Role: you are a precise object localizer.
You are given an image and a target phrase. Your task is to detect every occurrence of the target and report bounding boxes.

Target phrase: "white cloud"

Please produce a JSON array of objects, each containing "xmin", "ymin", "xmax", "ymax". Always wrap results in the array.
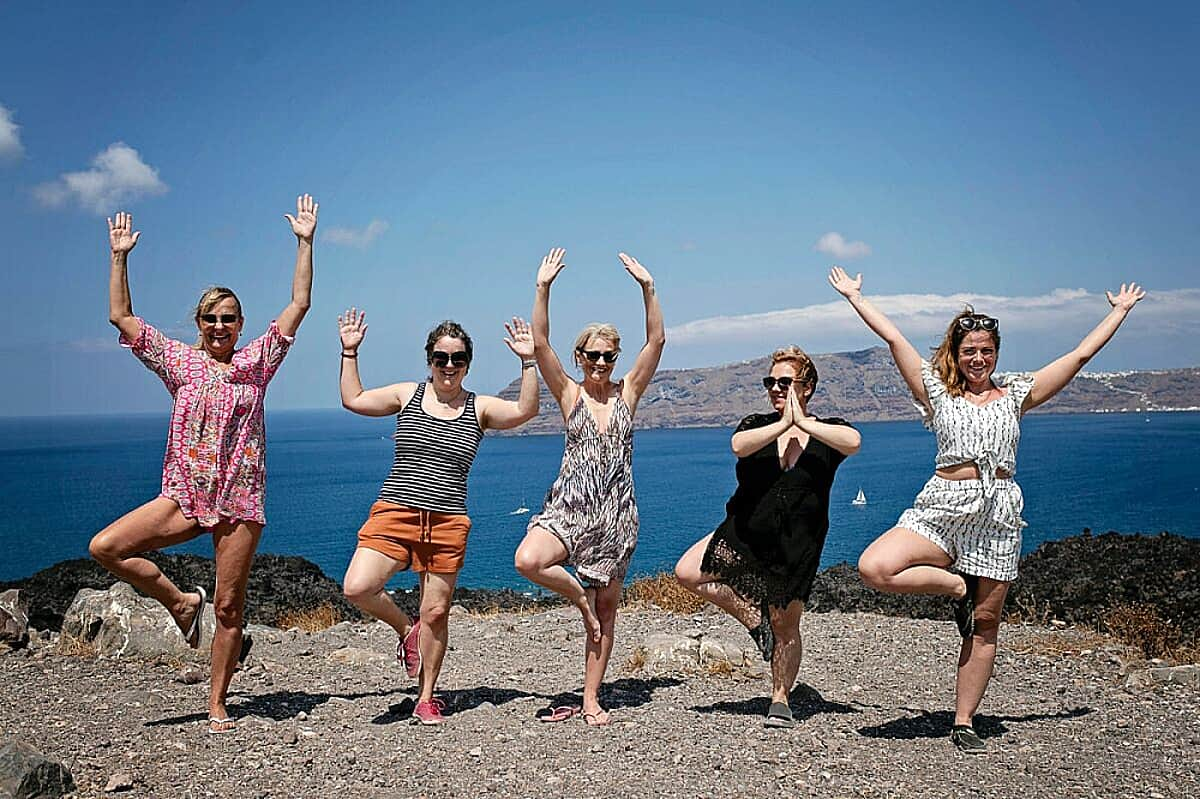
[
  {"xmin": 0, "ymin": 104, "xmax": 23, "ymax": 161},
  {"xmin": 814, "ymin": 232, "xmax": 871, "ymax": 260},
  {"xmin": 323, "ymin": 219, "xmax": 389, "ymax": 248},
  {"xmin": 667, "ymin": 287, "xmax": 1199, "ymax": 346},
  {"xmin": 34, "ymin": 142, "xmax": 167, "ymax": 214}
]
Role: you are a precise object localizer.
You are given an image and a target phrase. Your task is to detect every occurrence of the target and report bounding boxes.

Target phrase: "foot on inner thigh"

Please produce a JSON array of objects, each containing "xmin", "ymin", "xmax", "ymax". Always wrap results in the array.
[{"xmin": 173, "ymin": 590, "xmax": 203, "ymax": 635}]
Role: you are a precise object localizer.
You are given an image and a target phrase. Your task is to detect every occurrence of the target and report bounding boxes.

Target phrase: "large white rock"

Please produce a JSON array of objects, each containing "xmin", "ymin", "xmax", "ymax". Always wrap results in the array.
[
  {"xmin": 698, "ymin": 632, "xmax": 755, "ymax": 667},
  {"xmin": 61, "ymin": 583, "xmax": 214, "ymax": 659},
  {"xmin": 638, "ymin": 633, "xmax": 700, "ymax": 671}
]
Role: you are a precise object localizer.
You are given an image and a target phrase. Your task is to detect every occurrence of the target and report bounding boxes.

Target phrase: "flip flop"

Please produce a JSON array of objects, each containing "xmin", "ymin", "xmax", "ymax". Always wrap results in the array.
[
  {"xmin": 582, "ymin": 710, "xmax": 611, "ymax": 727},
  {"xmin": 207, "ymin": 717, "xmax": 236, "ymax": 735},
  {"xmin": 183, "ymin": 587, "xmax": 206, "ymax": 649},
  {"xmin": 537, "ymin": 705, "xmax": 581, "ymax": 723}
]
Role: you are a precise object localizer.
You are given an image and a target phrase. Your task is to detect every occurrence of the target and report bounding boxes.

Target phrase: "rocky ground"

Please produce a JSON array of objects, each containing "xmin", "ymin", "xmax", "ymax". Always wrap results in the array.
[{"xmin": 3, "ymin": 603, "xmax": 1198, "ymax": 799}]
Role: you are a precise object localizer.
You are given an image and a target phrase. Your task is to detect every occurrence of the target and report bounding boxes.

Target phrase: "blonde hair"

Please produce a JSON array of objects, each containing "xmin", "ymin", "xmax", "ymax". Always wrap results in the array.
[
  {"xmin": 192, "ymin": 286, "xmax": 242, "ymax": 348},
  {"xmin": 930, "ymin": 305, "xmax": 1002, "ymax": 398},
  {"xmin": 573, "ymin": 323, "xmax": 621, "ymax": 371},
  {"xmin": 770, "ymin": 345, "xmax": 818, "ymax": 400}
]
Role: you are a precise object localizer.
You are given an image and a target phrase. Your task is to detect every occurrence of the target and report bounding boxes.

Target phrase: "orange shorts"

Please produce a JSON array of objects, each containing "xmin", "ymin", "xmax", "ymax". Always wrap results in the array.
[{"xmin": 355, "ymin": 501, "xmax": 472, "ymax": 574}]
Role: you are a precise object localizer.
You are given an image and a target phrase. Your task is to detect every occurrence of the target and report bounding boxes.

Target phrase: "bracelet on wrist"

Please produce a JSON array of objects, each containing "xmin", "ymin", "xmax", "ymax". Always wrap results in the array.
[
  {"xmin": 341, "ymin": 352, "xmax": 358, "ymax": 359},
  {"xmin": 521, "ymin": 359, "xmax": 537, "ymax": 369}
]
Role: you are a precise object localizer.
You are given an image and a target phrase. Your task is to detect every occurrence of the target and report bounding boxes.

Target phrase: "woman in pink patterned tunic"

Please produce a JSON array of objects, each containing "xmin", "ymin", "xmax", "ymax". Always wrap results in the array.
[{"xmin": 89, "ymin": 196, "xmax": 318, "ymax": 735}]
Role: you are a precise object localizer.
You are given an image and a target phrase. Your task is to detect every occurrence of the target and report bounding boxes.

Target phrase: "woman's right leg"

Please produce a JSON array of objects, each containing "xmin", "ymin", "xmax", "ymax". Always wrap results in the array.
[
  {"xmin": 88, "ymin": 496, "xmax": 206, "ymax": 635},
  {"xmin": 673, "ymin": 534, "xmax": 759, "ymax": 629},
  {"xmin": 514, "ymin": 526, "xmax": 600, "ymax": 641},
  {"xmin": 342, "ymin": 547, "xmax": 413, "ymax": 637},
  {"xmin": 857, "ymin": 527, "xmax": 966, "ymax": 598}
]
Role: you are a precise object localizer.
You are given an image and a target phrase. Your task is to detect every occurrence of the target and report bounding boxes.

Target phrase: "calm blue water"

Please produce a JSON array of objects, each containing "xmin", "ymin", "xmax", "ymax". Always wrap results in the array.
[{"xmin": 1, "ymin": 411, "xmax": 1196, "ymax": 587}]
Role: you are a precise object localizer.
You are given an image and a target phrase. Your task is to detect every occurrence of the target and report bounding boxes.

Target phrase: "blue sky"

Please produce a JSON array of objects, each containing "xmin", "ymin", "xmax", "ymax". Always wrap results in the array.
[{"xmin": 2, "ymin": 2, "xmax": 1197, "ymax": 416}]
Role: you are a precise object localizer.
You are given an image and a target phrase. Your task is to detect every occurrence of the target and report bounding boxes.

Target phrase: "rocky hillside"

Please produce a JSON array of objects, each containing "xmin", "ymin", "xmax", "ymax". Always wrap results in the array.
[{"xmin": 497, "ymin": 347, "xmax": 1200, "ymax": 434}]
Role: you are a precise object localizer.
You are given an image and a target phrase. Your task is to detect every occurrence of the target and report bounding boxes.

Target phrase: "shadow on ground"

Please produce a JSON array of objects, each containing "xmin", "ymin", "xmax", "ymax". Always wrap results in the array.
[
  {"xmin": 146, "ymin": 688, "xmax": 407, "ymax": 727},
  {"xmin": 857, "ymin": 706, "xmax": 1094, "ymax": 740},
  {"xmin": 689, "ymin": 683, "xmax": 858, "ymax": 721}
]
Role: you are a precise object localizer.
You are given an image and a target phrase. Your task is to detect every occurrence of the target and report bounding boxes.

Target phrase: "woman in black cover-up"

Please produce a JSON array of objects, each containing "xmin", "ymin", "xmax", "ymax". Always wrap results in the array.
[{"xmin": 675, "ymin": 346, "xmax": 860, "ymax": 728}]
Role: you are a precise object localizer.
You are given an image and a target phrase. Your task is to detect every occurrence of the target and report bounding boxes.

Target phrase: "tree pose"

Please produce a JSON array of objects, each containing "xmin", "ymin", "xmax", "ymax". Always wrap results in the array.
[
  {"xmin": 675, "ymin": 347, "xmax": 860, "ymax": 728},
  {"xmin": 339, "ymin": 312, "xmax": 539, "ymax": 725},
  {"xmin": 829, "ymin": 265, "xmax": 1144, "ymax": 753},
  {"xmin": 90, "ymin": 196, "xmax": 318, "ymax": 734},
  {"xmin": 514, "ymin": 247, "xmax": 666, "ymax": 726}
]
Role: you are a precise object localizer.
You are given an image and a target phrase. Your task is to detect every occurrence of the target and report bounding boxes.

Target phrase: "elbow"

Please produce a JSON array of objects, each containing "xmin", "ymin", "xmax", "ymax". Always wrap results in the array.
[{"xmin": 842, "ymin": 439, "xmax": 862, "ymax": 457}]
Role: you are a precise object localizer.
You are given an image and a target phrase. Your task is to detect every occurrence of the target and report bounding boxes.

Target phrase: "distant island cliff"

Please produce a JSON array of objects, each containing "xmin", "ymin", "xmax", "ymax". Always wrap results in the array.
[{"xmin": 497, "ymin": 347, "xmax": 1200, "ymax": 434}]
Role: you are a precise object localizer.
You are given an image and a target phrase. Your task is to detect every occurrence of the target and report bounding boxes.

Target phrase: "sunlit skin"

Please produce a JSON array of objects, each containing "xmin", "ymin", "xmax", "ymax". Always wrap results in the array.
[
  {"xmin": 196, "ymin": 297, "xmax": 244, "ymax": 363},
  {"xmin": 957, "ymin": 330, "xmax": 1000, "ymax": 401},
  {"xmin": 429, "ymin": 335, "xmax": 470, "ymax": 402},
  {"xmin": 577, "ymin": 336, "xmax": 619, "ymax": 401}
]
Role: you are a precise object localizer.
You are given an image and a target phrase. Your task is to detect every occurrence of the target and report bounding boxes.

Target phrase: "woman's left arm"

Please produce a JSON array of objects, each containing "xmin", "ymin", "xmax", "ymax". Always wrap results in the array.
[
  {"xmin": 477, "ymin": 317, "xmax": 541, "ymax": 431},
  {"xmin": 619, "ymin": 252, "xmax": 666, "ymax": 410},
  {"xmin": 792, "ymin": 392, "xmax": 860, "ymax": 456},
  {"xmin": 276, "ymin": 194, "xmax": 318, "ymax": 338},
  {"xmin": 1024, "ymin": 283, "xmax": 1145, "ymax": 412}
]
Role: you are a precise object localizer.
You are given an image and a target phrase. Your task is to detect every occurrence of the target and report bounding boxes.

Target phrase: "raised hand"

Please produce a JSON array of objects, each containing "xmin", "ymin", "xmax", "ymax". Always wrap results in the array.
[
  {"xmin": 828, "ymin": 266, "xmax": 862, "ymax": 299},
  {"xmin": 788, "ymin": 386, "xmax": 809, "ymax": 422},
  {"xmin": 537, "ymin": 247, "xmax": 567, "ymax": 287},
  {"xmin": 1105, "ymin": 282, "xmax": 1145, "ymax": 311},
  {"xmin": 284, "ymin": 194, "xmax": 319, "ymax": 242},
  {"xmin": 618, "ymin": 252, "xmax": 654, "ymax": 287},
  {"xmin": 338, "ymin": 308, "xmax": 367, "ymax": 352},
  {"xmin": 503, "ymin": 316, "xmax": 534, "ymax": 359},
  {"xmin": 107, "ymin": 212, "xmax": 140, "ymax": 255}
]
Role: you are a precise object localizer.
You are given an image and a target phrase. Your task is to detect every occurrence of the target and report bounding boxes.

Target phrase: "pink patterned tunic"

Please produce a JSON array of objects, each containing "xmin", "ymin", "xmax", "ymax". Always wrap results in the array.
[{"xmin": 121, "ymin": 318, "xmax": 293, "ymax": 528}]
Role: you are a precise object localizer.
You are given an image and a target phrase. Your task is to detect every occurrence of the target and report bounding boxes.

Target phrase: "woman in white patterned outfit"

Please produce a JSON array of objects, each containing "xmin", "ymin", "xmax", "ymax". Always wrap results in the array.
[
  {"xmin": 829, "ymin": 266, "xmax": 1144, "ymax": 754},
  {"xmin": 514, "ymin": 247, "xmax": 665, "ymax": 726}
]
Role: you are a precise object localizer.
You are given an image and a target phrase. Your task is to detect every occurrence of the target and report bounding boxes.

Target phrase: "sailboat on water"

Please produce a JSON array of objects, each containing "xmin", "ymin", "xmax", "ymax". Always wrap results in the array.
[{"xmin": 851, "ymin": 487, "xmax": 867, "ymax": 506}]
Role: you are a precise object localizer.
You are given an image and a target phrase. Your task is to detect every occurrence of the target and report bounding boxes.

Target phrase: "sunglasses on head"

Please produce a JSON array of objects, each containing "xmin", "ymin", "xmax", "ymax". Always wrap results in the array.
[
  {"xmin": 957, "ymin": 315, "xmax": 998, "ymax": 332},
  {"xmin": 762, "ymin": 376, "xmax": 795, "ymax": 390},
  {"xmin": 200, "ymin": 313, "xmax": 239, "ymax": 324},
  {"xmin": 577, "ymin": 348, "xmax": 619, "ymax": 364},
  {"xmin": 431, "ymin": 350, "xmax": 470, "ymax": 368}
]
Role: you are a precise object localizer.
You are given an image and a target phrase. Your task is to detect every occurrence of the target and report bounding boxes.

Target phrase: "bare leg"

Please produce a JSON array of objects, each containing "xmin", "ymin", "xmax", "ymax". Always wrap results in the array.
[
  {"xmin": 955, "ymin": 578, "xmax": 1009, "ymax": 726},
  {"xmin": 581, "ymin": 579, "xmax": 623, "ymax": 725},
  {"xmin": 674, "ymin": 533, "xmax": 759, "ymax": 629},
  {"xmin": 415, "ymin": 570, "xmax": 458, "ymax": 704},
  {"xmin": 88, "ymin": 496, "xmax": 206, "ymax": 636},
  {"xmin": 208, "ymin": 520, "xmax": 262, "ymax": 730},
  {"xmin": 514, "ymin": 526, "xmax": 600, "ymax": 642},
  {"xmin": 858, "ymin": 527, "xmax": 967, "ymax": 598},
  {"xmin": 768, "ymin": 600, "xmax": 806, "ymax": 705},
  {"xmin": 342, "ymin": 547, "xmax": 413, "ymax": 637}
]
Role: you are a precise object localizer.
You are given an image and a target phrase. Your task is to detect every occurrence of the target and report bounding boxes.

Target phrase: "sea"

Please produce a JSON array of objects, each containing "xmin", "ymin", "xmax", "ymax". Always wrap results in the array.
[{"xmin": 1, "ymin": 411, "xmax": 1197, "ymax": 588}]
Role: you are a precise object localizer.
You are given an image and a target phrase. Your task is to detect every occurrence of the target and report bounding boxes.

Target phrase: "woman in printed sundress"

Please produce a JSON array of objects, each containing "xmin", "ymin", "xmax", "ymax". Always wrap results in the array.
[
  {"xmin": 89, "ymin": 196, "xmax": 318, "ymax": 735},
  {"xmin": 514, "ymin": 247, "xmax": 665, "ymax": 726},
  {"xmin": 829, "ymin": 265, "xmax": 1144, "ymax": 754}
]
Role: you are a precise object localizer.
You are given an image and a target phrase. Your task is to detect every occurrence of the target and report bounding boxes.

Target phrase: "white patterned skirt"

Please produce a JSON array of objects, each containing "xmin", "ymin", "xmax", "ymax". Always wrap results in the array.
[{"xmin": 896, "ymin": 475, "xmax": 1026, "ymax": 582}]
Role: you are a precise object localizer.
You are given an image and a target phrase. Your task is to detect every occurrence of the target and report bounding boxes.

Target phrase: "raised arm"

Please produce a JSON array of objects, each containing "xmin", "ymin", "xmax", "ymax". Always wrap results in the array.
[
  {"xmin": 532, "ymin": 247, "xmax": 576, "ymax": 408},
  {"xmin": 477, "ymin": 317, "xmax": 541, "ymax": 431},
  {"xmin": 828, "ymin": 266, "xmax": 927, "ymax": 405},
  {"xmin": 107, "ymin": 212, "xmax": 143, "ymax": 342},
  {"xmin": 618, "ymin": 253, "xmax": 666, "ymax": 411},
  {"xmin": 276, "ymin": 194, "xmax": 318, "ymax": 338},
  {"xmin": 337, "ymin": 308, "xmax": 413, "ymax": 417},
  {"xmin": 1023, "ymin": 283, "xmax": 1145, "ymax": 412}
]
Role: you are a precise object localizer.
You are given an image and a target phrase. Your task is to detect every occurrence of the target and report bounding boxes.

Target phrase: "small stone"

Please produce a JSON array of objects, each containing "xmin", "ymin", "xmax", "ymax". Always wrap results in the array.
[
  {"xmin": 296, "ymin": 711, "xmax": 309, "ymax": 721},
  {"xmin": 283, "ymin": 730, "xmax": 298, "ymax": 745},
  {"xmin": 469, "ymin": 747, "xmax": 483, "ymax": 757},
  {"xmin": 104, "ymin": 772, "xmax": 134, "ymax": 792}
]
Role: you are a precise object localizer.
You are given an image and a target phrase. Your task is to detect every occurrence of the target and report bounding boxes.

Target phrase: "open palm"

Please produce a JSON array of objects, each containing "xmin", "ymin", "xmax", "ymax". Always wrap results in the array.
[
  {"xmin": 504, "ymin": 317, "xmax": 534, "ymax": 358},
  {"xmin": 285, "ymin": 194, "xmax": 319, "ymax": 241},
  {"xmin": 537, "ymin": 247, "xmax": 567, "ymax": 287},
  {"xmin": 618, "ymin": 252, "xmax": 653, "ymax": 287},
  {"xmin": 338, "ymin": 308, "xmax": 367, "ymax": 351},
  {"xmin": 827, "ymin": 266, "xmax": 862, "ymax": 298},
  {"xmin": 1105, "ymin": 282, "xmax": 1145, "ymax": 311},
  {"xmin": 108, "ymin": 212, "xmax": 140, "ymax": 254}
]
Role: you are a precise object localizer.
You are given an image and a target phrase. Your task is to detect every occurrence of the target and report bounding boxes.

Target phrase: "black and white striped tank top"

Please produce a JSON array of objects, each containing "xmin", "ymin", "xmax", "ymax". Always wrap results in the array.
[{"xmin": 377, "ymin": 381, "xmax": 484, "ymax": 514}]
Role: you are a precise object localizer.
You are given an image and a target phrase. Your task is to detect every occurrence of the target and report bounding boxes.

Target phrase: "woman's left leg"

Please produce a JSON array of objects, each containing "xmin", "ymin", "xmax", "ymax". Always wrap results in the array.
[
  {"xmin": 954, "ymin": 577, "xmax": 1010, "ymax": 726},
  {"xmin": 581, "ymin": 579, "xmax": 623, "ymax": 725},
  {"xmin": 416, "ymin": 570, "xmax": 458, "ymax": 705},
  {"xmin": 768, "ymin": 600, "xmax": 806, "ymax": 705},
  {"xmin": 209, "ymin": 519, "xmax": 263, "ymax": 731}
]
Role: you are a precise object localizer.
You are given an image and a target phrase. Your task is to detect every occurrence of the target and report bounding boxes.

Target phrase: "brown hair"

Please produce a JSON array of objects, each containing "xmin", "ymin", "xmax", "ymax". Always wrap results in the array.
[
  {"xmin": 770, "ymin": 345, "xmax": 818, "ymax": 400},
  {"xmin": 572, "ymin": 323, "xmax": 621, "ymax": 371},
  {"xmin": 424, "ymin": 320, "xmax": 473, "ymax": 365},
  {"xmin": 930, "ymin": 305, "xmax": 1001, "ymax": 397},
  {"xmin": 192, "ymin": 286, "xmax": 242, "ymax": 348}
]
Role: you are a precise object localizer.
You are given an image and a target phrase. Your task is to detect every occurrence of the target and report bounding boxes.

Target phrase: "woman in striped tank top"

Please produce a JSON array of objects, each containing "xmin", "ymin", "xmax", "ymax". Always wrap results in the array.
[
  {"xmin": 514, "ymin": 247, "xmax": 666, "ymax": 727},
  {"xmin": 338, "ymin": 314, "xmax": 540, "ymax": 726},
  {"xmin": 830, "ymin": 266, "xmax": 1145, "ymax": 754}
]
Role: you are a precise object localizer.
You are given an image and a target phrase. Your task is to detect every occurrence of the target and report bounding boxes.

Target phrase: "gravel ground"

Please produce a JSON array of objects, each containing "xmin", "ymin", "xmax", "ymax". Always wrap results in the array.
[{"xmin": 3, "ymin": 605, "xmax": 1197, "ymax": 799}]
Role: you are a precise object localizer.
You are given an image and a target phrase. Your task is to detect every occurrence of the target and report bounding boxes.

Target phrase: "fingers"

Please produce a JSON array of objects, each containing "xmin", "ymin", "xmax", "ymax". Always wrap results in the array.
[
  {"xmin": 130, "ymin": 231, "xmax": 140, "ymax": 246},
  {"xmin": 337, "ymin": 307, "xmax": 366, "ymax": 328},
  {"xmin": 284, "ymin": 214, "xmax": 296, "ymax": 226}
]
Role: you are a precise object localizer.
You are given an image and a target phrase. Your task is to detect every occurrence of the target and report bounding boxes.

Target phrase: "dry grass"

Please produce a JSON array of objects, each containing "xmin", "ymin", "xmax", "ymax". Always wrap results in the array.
[
  {"xmin": 275, "ymin": 603, "xmax": 343, "ymax": 632},
  {"xmin": 1102, "ymin": 603, "xmax": 1199, "ymax": 663},
  {"xmin": 1010, "ymin": 628, "xmax": 1111, "ymax": 658},
  {"xmin": 54, "ymin": 631, "xmax": 98, "ymax": 658},
  {"xmin": 623, "ymin": 573, "xmax": 707, "ymax": 614},
  {"xmin": 624, "ymin": 647, "xmax": 647, "ymax": 673}
]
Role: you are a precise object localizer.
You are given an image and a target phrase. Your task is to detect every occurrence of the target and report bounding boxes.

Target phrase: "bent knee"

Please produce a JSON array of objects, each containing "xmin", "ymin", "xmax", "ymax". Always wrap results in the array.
[
  {"xmin": 972, "ymin": 609, "xmax": 1003, "ymax": 639},
  {"xmin": 513, "ymin": 548, "xmax": 545, "ymax": 577},
  {"xmin": 342, "ymin": 577, "xmax": 380, "ymax": 605},
  {"xmin": 857, "ymin": 552, "xmax": 891, "ymax": 589}
]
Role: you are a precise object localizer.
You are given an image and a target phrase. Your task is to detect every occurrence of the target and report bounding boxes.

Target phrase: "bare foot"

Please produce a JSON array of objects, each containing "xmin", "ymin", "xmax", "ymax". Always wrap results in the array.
[
  {"xmin": 576, "ymin": 594, "xmax": 601, "ymax": 642},
  {"xmin": 582, "ymin": 707, "xmax": 611, "ymax": 727},
  {"xmin": 173, "ymin": 589, "xmax": 205, "ymax": 648}
]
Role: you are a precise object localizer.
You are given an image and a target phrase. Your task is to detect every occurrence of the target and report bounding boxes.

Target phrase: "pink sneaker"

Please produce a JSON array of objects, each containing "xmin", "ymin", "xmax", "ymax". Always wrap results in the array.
[
  {"xmin": 412, "ymin": 697, "xmax": 446, "ymax": 726},
  {"xmin": 401, "ymin": 620, "xmax": 422, "ymax": 679}
]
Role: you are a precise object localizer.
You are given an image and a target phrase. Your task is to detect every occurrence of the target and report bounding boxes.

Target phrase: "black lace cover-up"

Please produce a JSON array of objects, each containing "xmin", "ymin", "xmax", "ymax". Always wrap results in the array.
[{"xmin": 701, "ymin": 412, "xmax": 854, "ymax": 609}]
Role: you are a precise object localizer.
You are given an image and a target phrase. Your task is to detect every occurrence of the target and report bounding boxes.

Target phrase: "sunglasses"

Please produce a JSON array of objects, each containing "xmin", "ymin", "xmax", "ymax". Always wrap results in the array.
[
  {"xmin": 577, "ymin": 348, "xmax": 619, "ymax": 364},
  {"xmin": 957, "ymin": 315, "xmax": 998, "ymax": 332},
  {"xmin": 431, "ymin": 350, "xmax": 470, "ymax": 368},
  {"xmin": 200, "ymin": 313, "xmax": 239, "ymax": 324},
  {"xmin": 762, "ymin": 376, "xmax": 795, "ymax": 390}
]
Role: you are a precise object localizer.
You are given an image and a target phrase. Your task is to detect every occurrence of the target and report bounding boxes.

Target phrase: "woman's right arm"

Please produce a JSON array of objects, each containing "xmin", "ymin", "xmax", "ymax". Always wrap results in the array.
[
  {"xmin": 107, "ymin": 212, "xmax": 143, "ymax": 342},
  {"xmin": 532, "ymin": 247, "xmax": 576, "ymax": 411},
  {"xmin": 337, "ymin": 308, "xmax": 413, "ymax": 417},
  {"xmin": 730, "ymin": 392, "xmax": 794, "ymax": 457},
  {"xmin": 828, "ymin": 266, "xmax": 927, "ymax": 405}
]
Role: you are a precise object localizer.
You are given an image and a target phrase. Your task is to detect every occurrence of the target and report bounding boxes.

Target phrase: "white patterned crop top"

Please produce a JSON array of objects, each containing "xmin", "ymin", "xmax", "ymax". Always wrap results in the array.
[{"xmin": 914, "ymin": 359, "xmax": 1036, "ymax": 495}]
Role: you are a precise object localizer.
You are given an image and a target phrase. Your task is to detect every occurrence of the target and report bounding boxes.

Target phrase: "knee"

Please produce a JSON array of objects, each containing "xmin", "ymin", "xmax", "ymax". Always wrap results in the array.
[
  {"xmin": 88, "ymin": 532, "xmax": 120, "ymax": 566},
  {"xmin": 857, "ymin": 551, "xmax": 889, "ymax": 590},
  {"xmin": 513, "ymin": 547, "xmax": 542, "ymax": 578},
  {"xmin": 342, "ymin": 575, "xmax": 377, "ymax": 606},
  {"xmin": 211, "ymin": 593, "xmax": 244, "ymax": 629},
  {"xmin": 420, "ymin": 598, "xmax": 450, "ymax": 629},
  {"xmin": 673, "ymin": 558, "xmax": 698, "ymax": 589},
  {"xmin": 594, "ymin": 593, "xmax": 620, "ymax": 624},
  {"xmin": 972, "ymin": 609, "xmax": 1002, "ymax": 642}
]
